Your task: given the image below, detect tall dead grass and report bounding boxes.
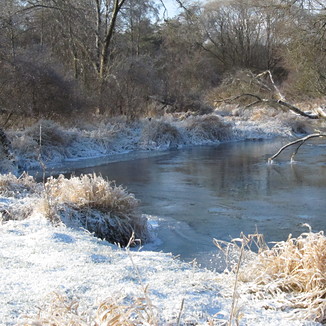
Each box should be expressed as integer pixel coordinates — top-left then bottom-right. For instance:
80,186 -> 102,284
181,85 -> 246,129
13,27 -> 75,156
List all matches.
216,227 -> 326,323
245,227 -> 326,322
0,172 -> 148,246
46,174 -> 148,246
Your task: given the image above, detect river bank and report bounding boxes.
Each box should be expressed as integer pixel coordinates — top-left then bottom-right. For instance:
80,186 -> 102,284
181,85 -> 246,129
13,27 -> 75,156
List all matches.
3,109 -> 301,175
0,110 -> 324,325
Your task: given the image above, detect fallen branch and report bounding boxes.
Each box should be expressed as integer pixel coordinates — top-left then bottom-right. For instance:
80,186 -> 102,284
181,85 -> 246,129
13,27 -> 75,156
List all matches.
217,70 -> 325,119
268,133 -> 326,162
222,94 -> 321,119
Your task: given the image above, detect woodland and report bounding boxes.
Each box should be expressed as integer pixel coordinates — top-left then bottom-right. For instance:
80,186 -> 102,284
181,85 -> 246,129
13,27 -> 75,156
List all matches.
0,0 -> 325,127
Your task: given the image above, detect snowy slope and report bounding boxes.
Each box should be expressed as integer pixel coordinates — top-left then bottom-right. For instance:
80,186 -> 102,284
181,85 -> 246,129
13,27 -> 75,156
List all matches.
0,216 -> 321,325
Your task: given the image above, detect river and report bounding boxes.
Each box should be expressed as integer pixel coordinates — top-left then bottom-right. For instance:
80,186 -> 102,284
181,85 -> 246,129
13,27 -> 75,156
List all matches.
70,139 -> 326,269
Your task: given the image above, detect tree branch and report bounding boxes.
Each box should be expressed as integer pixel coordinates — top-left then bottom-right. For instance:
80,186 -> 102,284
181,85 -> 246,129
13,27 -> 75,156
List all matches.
219,93 -> 321,119
268,133 -> 326,162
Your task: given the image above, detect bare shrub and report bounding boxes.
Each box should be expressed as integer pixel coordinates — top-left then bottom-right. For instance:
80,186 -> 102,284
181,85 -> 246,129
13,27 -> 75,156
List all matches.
185,115 -> 232,141
45,174 -> 148,246
140,120 -> 183,148
0,56 -> 84,123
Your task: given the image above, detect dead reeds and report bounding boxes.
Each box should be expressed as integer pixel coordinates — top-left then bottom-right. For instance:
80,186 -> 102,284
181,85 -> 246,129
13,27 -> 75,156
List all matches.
246,226 -> 326,322
215,227 -> 326,323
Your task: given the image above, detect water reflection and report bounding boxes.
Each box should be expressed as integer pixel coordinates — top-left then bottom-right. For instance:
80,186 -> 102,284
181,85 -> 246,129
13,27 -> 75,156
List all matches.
71,139 -> 326,269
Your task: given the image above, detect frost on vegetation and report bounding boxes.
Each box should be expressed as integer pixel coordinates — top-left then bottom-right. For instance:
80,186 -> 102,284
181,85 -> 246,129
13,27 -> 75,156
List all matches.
46,173 -> 149,246
11,120 -> 78,168
3,112 -> 298,172
216,227 -> 326,324
0,172 -> 148,246
184,115 -> 232,142
21,291 -> 158,326
139,119 -> 184,149
0,172 -> 39,197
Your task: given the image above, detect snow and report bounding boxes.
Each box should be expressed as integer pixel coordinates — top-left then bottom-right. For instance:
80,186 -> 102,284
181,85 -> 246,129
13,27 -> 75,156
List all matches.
7,112 -> 295,174
0,112 -> 322,325
0,216 -> 321,325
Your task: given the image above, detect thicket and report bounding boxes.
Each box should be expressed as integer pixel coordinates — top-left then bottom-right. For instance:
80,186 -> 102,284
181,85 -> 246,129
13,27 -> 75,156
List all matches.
0,0 -> 325,126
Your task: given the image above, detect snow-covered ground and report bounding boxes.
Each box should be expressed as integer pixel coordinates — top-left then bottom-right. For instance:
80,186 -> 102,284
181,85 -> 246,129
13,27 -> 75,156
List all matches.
0,216 -> 321,325
0,111 -> 323,325
6,110 -> 299,174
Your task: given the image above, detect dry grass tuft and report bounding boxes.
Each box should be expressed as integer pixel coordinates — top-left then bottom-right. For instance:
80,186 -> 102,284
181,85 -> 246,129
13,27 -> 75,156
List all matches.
45,174 -> 148,246
0,172 -> 148,246
95,294 -> 157,326
185,115 -> 232,141
245,227 -> 326,322
140,120 -> 183,148
218,227 -> 326,323
46,173 -> 138,214
20,292 -> 90,325
21,292 -> 158,326
0,172 -> 38,197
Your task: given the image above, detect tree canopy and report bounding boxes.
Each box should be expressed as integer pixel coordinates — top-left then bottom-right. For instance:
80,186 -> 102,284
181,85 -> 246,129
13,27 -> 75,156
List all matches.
0,0 -> 325,124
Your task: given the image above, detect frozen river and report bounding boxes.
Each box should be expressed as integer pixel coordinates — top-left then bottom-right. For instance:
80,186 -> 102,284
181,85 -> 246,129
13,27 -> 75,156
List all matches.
71,139 -> 326,269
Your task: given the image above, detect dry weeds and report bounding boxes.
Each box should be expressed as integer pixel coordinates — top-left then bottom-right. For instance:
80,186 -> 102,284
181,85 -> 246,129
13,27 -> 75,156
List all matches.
0,172 -> 148,246
140,120 -> 183,148
0,172 -> 39,197
215,227 -> 326,323
20,291 -> 158,326
246,226 -> 326,322
45,174 -> 149,246
185,115 -> 232,141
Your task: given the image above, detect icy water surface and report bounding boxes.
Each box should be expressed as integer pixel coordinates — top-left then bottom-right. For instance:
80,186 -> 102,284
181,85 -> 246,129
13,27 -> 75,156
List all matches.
72,139 -> 326,269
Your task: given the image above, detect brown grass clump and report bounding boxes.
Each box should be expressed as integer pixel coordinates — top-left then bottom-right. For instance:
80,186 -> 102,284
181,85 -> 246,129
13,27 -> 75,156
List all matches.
185,115 -> 232,141
140,120 -> 183,148
25,120 -> 76,147
95,295 -> 157,325
45,174 -> 148,246
20,292 -> 90,325
241,227 -> 326,322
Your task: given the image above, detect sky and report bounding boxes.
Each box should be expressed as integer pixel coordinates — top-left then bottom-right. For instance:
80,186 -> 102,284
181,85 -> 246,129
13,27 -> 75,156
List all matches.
157,0 -> 181,18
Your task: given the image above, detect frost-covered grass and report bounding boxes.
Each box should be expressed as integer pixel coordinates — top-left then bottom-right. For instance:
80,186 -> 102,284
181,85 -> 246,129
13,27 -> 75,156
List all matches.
46,173 -> 148,246
3,109 -> 303,173
0,172 -> 39,197
0,175 -> 324,325
0,173 -> 148,246
214,228 -> 326,325
0,217 -> 321,326
241,227 -> 326,323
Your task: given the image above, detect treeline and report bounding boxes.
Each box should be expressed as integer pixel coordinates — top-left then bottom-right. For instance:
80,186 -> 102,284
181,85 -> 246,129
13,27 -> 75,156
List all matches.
0,0 -> 325,125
